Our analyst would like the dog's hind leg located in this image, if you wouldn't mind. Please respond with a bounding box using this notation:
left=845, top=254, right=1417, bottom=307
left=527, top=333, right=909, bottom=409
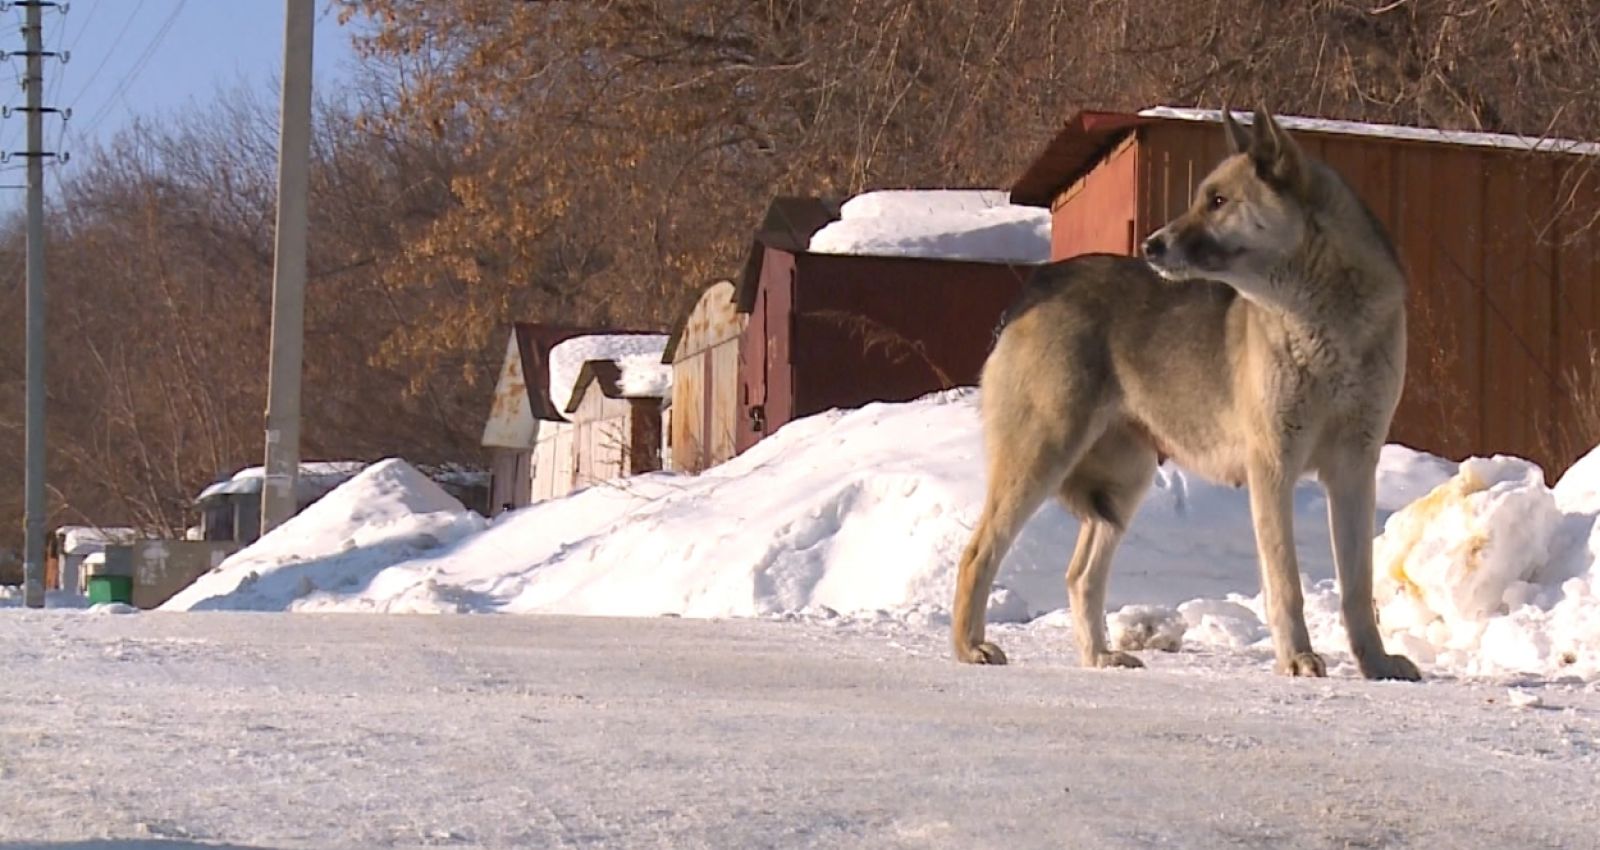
left=951, top=418, right=1101, bottom=665
left=1062, top=428, right=1157, bottom=669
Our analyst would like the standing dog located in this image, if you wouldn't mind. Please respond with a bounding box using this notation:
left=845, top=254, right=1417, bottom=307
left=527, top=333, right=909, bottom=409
left=951, top=108, right=1420, bottom=680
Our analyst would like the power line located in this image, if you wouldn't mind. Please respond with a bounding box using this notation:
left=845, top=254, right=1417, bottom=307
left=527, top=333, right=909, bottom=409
left=72, top=0, right=184, bottom=141
left=62, top=0, right=143, bottom=108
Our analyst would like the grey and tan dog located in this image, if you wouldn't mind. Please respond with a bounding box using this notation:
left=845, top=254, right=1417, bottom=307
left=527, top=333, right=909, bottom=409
left=951, top=108, right=1420, bottom=680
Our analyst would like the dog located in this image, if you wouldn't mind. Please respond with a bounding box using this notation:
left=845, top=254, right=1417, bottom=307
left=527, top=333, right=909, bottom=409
left=951, top=108, right=1420, bottom=681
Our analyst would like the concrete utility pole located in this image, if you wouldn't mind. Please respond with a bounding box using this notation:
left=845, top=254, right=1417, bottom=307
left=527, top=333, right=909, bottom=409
left=18, top=0, right=63, bottom=608
left=261, top=0, right=315, bottom=533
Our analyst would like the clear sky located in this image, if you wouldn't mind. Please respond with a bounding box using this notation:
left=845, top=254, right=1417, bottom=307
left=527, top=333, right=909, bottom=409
left=0, top=0, right=360, bottom=205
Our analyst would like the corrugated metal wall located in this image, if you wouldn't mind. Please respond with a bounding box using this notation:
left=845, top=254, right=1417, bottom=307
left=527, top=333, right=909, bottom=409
left=1107, top=122, right=1600, bottom=479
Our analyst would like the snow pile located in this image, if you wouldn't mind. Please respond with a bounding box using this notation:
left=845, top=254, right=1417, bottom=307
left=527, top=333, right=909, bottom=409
left=163, top=459, right=486, bottom=612
left=195, top=461, right=367, bottom=503
left=1179, top=452, right=1600, bottom=681
left=159, top=388, right=1600, bottom=683
left=546, top=334, right=671, bottom=414
left=808, top=190, right=1051, bottom=264
left=165, top=390, right=1345, bottom=623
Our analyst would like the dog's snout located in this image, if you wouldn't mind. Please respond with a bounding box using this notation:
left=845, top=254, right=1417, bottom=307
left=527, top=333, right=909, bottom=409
left=1142, top=233, right=1167, bottom=259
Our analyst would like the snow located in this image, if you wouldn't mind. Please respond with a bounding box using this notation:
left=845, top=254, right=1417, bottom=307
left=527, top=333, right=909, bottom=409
left=3, top=612, right=1598, bottom=849
left=546, top=333, right=671, bottom=415
left=58, top=524, right=138, bottom=556
left=163, top=459, right=488, bottom=612
left=1140, top=105, right=1600, bottom=157
left=808, top=189, right=1052, bottom=264
left=195, top=460, right=367, bottom=502
left=160, top=390, right=1600, bottom=684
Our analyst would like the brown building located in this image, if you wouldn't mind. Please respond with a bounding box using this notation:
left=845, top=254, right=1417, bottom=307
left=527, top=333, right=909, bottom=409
left=734, top=197, right=1036, bottom=454
left=1011, top=107, right=1600, bottom=478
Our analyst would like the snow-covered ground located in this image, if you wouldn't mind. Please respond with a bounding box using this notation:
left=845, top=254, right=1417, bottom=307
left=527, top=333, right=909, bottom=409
left=157, top=389, right=1600, bottom=684
left=3, top=611, right=1597, bottom=850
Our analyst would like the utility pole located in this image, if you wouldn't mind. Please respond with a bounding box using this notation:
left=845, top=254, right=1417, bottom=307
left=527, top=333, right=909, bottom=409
left=11, top=0, right=68, bottom=608
left=261, top=0, right=314, bottom=533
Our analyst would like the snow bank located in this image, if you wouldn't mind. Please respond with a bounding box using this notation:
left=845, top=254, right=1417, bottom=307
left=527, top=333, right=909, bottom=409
left=163, top=459, right=486, bottom=612
left=808, top=190, right=1051, bottom=264
left=166, top=390, right=1343, bottom=624
left=195, top=461, right=367, bottom=503
left=160, top=388, right=1600, bottom=683
left=546, top=334, right=671, bottom=415
left=1180, top=452, right=1600, bottom=681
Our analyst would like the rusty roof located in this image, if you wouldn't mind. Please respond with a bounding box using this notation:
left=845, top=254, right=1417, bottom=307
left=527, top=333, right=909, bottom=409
left=1008, top=110, right=1151, bottom=208
left=735, top=196, right=843, bottom=313
left=1010, top=106, right=1600, bottom=209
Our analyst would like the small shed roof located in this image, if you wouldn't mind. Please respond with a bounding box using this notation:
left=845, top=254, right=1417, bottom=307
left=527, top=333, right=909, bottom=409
left=736, top=197, right=843, bottom=312
left=56, top=525, right=139, bottom=556
left=1010, top=106, right=1600, bottom=208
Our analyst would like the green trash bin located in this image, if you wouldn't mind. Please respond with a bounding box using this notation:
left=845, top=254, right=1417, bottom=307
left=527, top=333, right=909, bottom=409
left=85, top=557, right=134, bottom=605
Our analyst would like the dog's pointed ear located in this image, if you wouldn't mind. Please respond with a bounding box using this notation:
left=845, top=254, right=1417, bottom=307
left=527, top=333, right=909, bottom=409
left=1221, top=107, right=1251, bottom=154
left=1248, top=107, right=1308, bottom=195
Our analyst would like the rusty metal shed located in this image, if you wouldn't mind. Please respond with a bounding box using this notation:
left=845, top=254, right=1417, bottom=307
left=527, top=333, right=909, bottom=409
left=1011, top=107, right=1600, bottom=478
left=663, top=280, right=746, bottom=473
left=734, top=197, right=1034, bottom=453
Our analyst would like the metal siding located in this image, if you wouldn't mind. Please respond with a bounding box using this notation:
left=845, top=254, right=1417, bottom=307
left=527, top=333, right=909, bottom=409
left=789, top=253, right=1029, bottom=418
left=736, top=263, right=768, bottom=454
left=1051, top=136, right=1139, bottom=259
left=1554, top=173, right=1600, bottom=471
left=765, top=250, right=795, bottom=432
left=710, top=338, right=741, bottom=466
left=670, top=355, right=706, bottom=472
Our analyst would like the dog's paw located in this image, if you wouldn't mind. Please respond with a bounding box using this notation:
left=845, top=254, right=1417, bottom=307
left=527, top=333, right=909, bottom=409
left=954, top=641, right=1008, bottom=665
left=1089, top=650, right=1145, bottom=670
left=1280, top=651, right=1327, bottom=677
left=1358, top=652, right=1421, bottom=682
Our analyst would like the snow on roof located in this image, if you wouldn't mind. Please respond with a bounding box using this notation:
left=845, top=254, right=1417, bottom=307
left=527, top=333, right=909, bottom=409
left=547, top=334, right=671, bottom=416
left=59, top=526, right=138, bottom=556
left=807, top=189, right=1051, bottom=264
left=196, top=461, right=368, bottom=503
left=1139, top=106, right=1600, bottom=157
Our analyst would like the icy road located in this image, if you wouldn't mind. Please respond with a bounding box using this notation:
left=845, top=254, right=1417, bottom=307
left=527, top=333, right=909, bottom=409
left=2, top=611, right=1598, bottom=849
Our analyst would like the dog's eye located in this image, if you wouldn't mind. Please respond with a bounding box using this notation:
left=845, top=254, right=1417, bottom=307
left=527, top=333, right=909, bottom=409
left=1208, top=192, right=1228, bottom=210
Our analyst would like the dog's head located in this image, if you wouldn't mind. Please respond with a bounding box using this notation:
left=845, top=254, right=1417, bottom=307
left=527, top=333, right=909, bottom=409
left=1142, top=108, right=1311, bottom=292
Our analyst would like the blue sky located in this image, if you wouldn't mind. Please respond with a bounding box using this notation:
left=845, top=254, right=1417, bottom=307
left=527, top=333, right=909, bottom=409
left=0, top=0, right=361, bottom=205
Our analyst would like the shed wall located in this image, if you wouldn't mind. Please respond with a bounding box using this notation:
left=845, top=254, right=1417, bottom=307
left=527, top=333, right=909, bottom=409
left=789, top=253, right=1030, bottom=420
left=670, top=282, right=746, bottom=472
left=1052, top=135, right=1140, bottom=257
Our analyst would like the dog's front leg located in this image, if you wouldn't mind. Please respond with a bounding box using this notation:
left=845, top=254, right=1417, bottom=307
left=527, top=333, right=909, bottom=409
left=1322, top=456, right=1422, bottom=681
left=1246, top=456, right=1323, bottom=676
